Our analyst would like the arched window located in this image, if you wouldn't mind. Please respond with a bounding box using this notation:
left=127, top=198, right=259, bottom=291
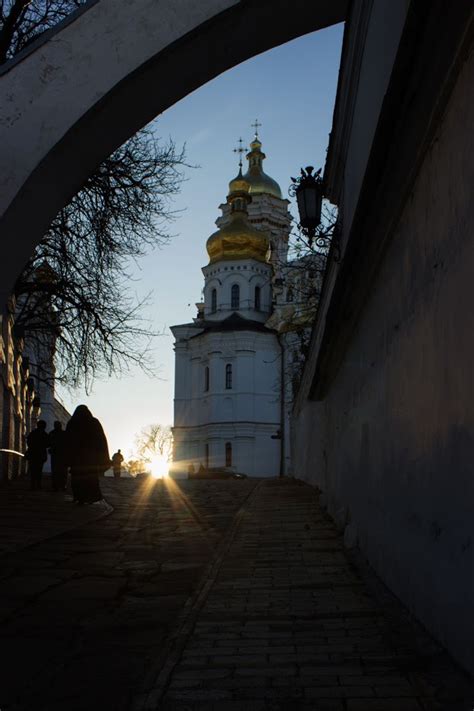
left=225, top=363, right=232, bottom=389
left=231, top=284, right=240, bottom=309
left=286, top=286, right=294, bottom=303
left=254, top=285, right=261, bottom=311
left=225, top=442, right=232, bottom=467
left=204, top=366, right=209, bottom=391
left=211, top=288, right=217, bottom=313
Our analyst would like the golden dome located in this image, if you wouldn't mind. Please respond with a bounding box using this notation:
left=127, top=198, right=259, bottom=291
left=243, top=137, right=282, bottom=199
left=228, top=167, right=250, bottom=195
left=206, top=196, right=269, bottom=264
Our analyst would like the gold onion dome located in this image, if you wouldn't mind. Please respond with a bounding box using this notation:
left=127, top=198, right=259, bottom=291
left=228, top=167, right=249, bottom=195
left=206, top=183, right=269, bottom=264
left=243, top=137, right=282, bottom=199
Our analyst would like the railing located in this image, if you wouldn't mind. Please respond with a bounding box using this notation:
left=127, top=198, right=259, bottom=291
left=0, top=448, right=26, bottom=482
left=0, top=448, right=24, bottom=457
left=206, top=300, right=270, bottom=315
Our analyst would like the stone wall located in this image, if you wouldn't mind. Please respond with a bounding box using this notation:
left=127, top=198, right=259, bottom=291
left=293, top=46, right=474, bottom=674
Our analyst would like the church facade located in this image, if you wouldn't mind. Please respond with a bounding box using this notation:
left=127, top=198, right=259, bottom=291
left=171, top=133, right=295, bottom=478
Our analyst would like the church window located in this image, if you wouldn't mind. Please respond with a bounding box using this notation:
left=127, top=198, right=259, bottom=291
left=225, top=442, right=232, bottom=467
left=204, top=366, right=209, bottom=391
left=225, top=363, right=232, bottom=389
left=286, top=286, right=294, bottom=302
left=231, top=284, right=240, bottom=309
left=211, top=289, right=217, bottom=313
left=254, top=286, right=261, bottom=311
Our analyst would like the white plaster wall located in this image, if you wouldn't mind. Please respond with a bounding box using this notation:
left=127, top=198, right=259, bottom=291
left=173, top=328, right=281, bottom=476
left=293, top=47, right=474, bottom=674
left=203, top=260, right=272, bottom=320
left=174, top=330, right=280, bottom=427
left=175, top=422, right=280, bottom=476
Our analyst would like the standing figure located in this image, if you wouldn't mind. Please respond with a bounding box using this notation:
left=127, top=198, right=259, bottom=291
left=26, top=420, right=49, bottom=490
left=65, top=405, right=110, bottom=504
left=111, top=449, right=124, bottom=479
left=48, top=421, right=68, bottom=491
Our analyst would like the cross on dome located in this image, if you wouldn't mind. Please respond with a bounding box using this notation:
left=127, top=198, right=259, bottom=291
left=251, top=119, right=262, bottom=138
left=233, top=137, right=247, bottom=170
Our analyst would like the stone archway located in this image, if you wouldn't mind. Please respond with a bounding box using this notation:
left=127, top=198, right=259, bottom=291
left=0, top=0, right=347, bottom=299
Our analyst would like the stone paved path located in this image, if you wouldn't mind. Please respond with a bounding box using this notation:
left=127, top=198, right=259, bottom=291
left=0, top=475, right=111, bottom=554
left=0, top=475, right=258, bottom=710
left=0, top=476, right=473, bottom=711
left=140, top=479, right=474, bottom=711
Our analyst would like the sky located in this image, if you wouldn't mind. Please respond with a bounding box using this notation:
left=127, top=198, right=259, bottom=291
left=59, top=23, right=344, bottom=459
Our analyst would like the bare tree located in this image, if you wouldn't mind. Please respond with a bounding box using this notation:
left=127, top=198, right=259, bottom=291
left=14, top=130, right=189, bottom=390
left=134, top=424, right=173, bottom=463
left=1, top=2, right=192, bottom=391
left=273, top=201, right=338, bottom=328
left=0, top=0, right=86, bottom=64
left=271, top=200, right=338, bottom=398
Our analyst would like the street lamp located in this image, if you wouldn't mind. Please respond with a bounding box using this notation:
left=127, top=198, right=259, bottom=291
left=289, top=166, right=323, bottom=247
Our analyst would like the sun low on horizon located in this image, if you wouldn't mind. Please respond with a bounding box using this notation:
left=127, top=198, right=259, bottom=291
left=149, top=454, right=170, bottom=479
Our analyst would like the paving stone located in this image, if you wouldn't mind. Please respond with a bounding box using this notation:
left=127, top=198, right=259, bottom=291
left=346, top=700, right=423, bottom=710
left=0, top=574, right=62, bottom=598
left=152, top=479, right=474, bottom=710
left=42, top=576, right=125, bottom=599
left=0, top=477, right=257, bottom=710
left=2, top=476, right=474, bottom=710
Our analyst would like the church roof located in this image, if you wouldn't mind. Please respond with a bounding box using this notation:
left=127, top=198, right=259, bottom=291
left=243, top=136, right=282, bottom=199
left=206, top=131, right=283, bottom=267
left=189, top=313, right=276, bottom=338
left=206, top=175, right=269, bottom=265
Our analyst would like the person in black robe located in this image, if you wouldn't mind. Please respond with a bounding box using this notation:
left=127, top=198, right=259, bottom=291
left=65, top=405, right=111, bottom=504
left=26, top=420, right=49, bottom=490
left=48, top=421, right=68, bottom=491
left=111, top=449, right=124, bottom=479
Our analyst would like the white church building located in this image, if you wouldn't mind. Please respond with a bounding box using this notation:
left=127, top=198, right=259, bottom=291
left=171, top=132, right=295, bottom=478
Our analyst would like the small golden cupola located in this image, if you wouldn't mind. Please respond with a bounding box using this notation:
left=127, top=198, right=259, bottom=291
left=243, top=129, right=282, bottom=199
left=206, top=168, right=269, bottom=264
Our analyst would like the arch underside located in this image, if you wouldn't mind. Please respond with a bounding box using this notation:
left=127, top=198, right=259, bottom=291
left=0, top=0, right=347, bottom=297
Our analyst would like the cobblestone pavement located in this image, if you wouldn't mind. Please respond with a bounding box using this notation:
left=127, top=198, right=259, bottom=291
left=0, top=475, right=258, bottom=710
left=0, top=475, right=111, bottom=555
left=139, top=479, right=474, bottom=711
left=1, top=476, right=473, bottom=711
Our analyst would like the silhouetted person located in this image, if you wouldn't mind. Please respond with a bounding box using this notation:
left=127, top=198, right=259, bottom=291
left=65, top=405, right=110, bottom=504
left=26, top=420, right=49, bottom=490
left=48, top=420, right=68, bottom=491
left=111, top=449, right=124, bottom=479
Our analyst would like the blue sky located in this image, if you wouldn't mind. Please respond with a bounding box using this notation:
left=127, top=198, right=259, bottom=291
left=59, top=23, right=344, bottom=457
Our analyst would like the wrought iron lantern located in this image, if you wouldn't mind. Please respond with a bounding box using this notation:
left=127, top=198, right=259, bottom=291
left=289, top=166, right=323, bottom=246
